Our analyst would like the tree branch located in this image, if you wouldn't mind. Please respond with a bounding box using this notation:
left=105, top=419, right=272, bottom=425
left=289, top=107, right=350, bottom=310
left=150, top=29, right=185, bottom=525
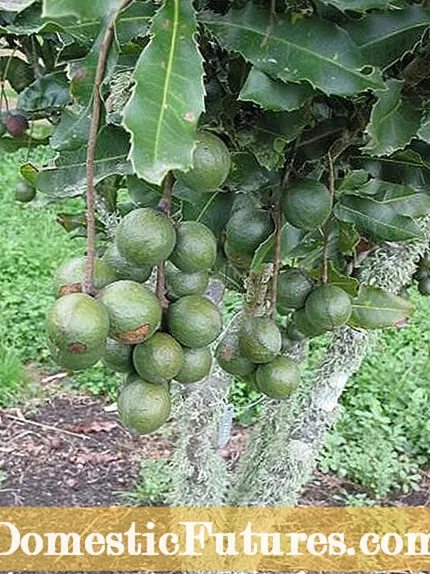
left=269, top=160, right=294, bottom=319
left=155, top=172, right=174, bottom=307
left=84, top=0, right=132, bottom=295
left=322, top=151, right=335, bottom=284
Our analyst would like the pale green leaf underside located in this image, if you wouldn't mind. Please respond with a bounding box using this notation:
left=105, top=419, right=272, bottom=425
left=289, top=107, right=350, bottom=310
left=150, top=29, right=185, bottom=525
left=201, top=5, right=385, bottom=96
left=350, top=286, right=415, bottom=329
left=42, top=0, right=124, bottom=21
left=334, top=193, right=423, bottom=242
left=364, top=79, right=421, bottom=157
left=0, top=0, right=35, bottom=11
left=239, top=68, right=313, bottom=112
left=124, top=0, right=205, bottom=185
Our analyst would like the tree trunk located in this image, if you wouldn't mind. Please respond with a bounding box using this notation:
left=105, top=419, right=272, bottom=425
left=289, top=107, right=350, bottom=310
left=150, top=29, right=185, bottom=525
left=229, top=223, right=430, bottom=506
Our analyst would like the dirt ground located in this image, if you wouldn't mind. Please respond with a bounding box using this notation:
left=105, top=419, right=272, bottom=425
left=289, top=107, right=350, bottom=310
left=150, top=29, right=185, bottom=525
left=0, top=392, right=428, bottom=508
left=0, top=392, right=428, bottom=574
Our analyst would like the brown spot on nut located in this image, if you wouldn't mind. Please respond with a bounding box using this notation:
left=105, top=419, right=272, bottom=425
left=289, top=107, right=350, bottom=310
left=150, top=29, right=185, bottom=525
left=59, top=283, right=82, bottom=297
left=117, top=324, right=150, bottom=345
left=68, top=342, right=87, bottom=354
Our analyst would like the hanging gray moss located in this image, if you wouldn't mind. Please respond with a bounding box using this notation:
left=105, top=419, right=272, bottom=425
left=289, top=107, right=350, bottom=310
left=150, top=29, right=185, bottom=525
left=229, top=218, right=430, bottom=507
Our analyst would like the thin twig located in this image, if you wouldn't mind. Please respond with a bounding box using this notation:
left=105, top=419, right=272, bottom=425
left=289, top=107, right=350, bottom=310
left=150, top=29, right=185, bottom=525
left=269, top=159, right=294, bottom=319
left=322, top=151, right=335, bottom=284
left=269, top=198, right=282, bottom=320
left=84, top=0, right=133, bottom=295
left=0, top=47, right=17, bottom=116
left=155, top=172, right=174, bottom=308
left=3, top=413, right=92, bottom=441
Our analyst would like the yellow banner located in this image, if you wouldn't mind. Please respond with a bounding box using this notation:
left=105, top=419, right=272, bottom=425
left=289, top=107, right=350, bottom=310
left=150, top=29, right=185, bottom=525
left=0, top=507, right=429, bottom=571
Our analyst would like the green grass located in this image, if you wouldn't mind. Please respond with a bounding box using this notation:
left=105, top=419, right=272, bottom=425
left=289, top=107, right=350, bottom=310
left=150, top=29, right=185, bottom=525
left=323, top=288, right=430, bottom=498
left=0, top=149, right=122, bottom=402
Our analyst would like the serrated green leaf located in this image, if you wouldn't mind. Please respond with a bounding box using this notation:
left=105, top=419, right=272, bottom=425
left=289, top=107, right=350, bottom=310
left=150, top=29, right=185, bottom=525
left=123, top=0, right=205, bottom=185
left=364, top=79, right=421, bottom=157
left=36, top=126, right=131, bottom=199
left=237, top=107, right=310, bottom=170
left=334, top=194, right=424, bottom=242
left=319, top=0, right=392, bottom=11
left=201, top=5, right=385, bottom=96
left=349, top=285, right=414, bottom=329
left=239, top=68, right=313, bottom=112
left=17, top=71, right=70, bottom=112
left=345, top=5, right=430, bottom=70
left=2, top=1, right=153, bottom=42
left=359, top=179, right=430, bottom=217
left=0, top=0, right=36, bottom=11
left=42, top=0, right=124, bottom=21
left=417, top=109, right=430, bottom=144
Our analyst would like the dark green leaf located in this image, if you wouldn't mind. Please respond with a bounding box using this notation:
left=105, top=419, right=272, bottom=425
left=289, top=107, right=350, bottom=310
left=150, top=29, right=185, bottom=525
left=352, top=148, right=430, bottom=193
left=0, top=135, right=48, bottom=152
left=359, top=179, right=430, bottom=217
left=249, top=221, right=306, bottom=269
left=349, top=285, right=415, bottom=329
left=250, top=232, right=276, bottom=272
left=36, top=126, right=131, bottom=199
left=0, top=57, right=34, bottom=93
left=69, top=26, right=119, bottom=105
left=319, top=0, right=391, bottom=11
left=201, top=5, right=385, bottom=96
left=182, top=191, right=235, bottom=238
left=226, top=152, right=275, bottom=193
left=280, top=223, right=306, bottom=259
left=128, top=175, right=163, bottom=208
left=239, top=68, right=313, bottom=112
left=17, top=71, right=70, bottom=112
left=115, top=1, right=154, bottom=43
left=123, top=0, right=205, bottom=185
left=326, top=263, right=359, bottom=297
left=345, top=5, right=430, bottom=70
left=42, top=0, right=125, bottom=21
left=237, top=107, right=310, bottom=170
left=50, top=105, right=91, bottom=151
left=337, top=170, right=370, bottom=193
left=364, top=79, right=421, bottom=157
left=334, top=194, right=424, bottom=242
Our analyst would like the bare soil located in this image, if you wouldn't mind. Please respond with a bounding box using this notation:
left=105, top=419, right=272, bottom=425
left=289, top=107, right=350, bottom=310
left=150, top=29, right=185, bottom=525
left=0, top=392, right=428, bottom=574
